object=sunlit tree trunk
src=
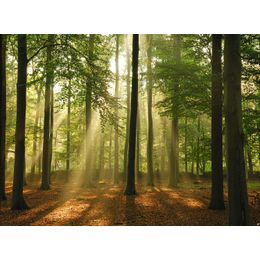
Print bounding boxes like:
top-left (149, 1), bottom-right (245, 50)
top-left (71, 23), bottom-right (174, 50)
top-left (12, 34), bottom-right (29, 210)
top-left (224, 34), bottom-right (250, 225)
top-left (84, 34), bottom-right (95, 187)
top-left (123, 36), bottom-right (131, 182)
top-left (124, 34), bottom-right (139, 195)
top-left (114, 34), bottom-right (120, 184)
top-left (146, 34), bottom-right (154, 187)
top-left (209, 34), bottom-right (225, 210)
top-left (66, 79), bottom-right (71, 181)
top-left (41, 34), bottom-right (55, 190)
top-left (0, 35), bottom-right (7, 200)
top-left (30, 86), bottom-right (41, 181)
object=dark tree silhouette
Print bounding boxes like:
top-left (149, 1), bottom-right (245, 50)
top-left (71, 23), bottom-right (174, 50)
top-left (124, 34), bottom-right (139, 195)
top-left (41, 34), bottom-right (55, 190)
top-left (209, 34), bottom-right (225, 210)
top-left (224, 34), bottom-right (250, 225)
top-left (0, 35), bottom-right (7, 200)
top-left (12, 35), bottom-right (29, 210)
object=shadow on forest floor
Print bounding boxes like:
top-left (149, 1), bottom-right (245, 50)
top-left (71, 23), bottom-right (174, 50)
top-left (0, 180), bottom-right (260, 226)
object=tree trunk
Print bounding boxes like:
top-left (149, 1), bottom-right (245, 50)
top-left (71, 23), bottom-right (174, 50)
top-left (169, 35), bottom-right (181, 188)
top-left (0, 35), bottom-right (7, 200)
top-left (30, 86), bottom-right (41, 181)
top-left (114, 35), bottom-right (120, 184)
top-left (66, 79), bottom-right (71, 181)
top-left (84, 34), bottom-right (94, 187)
top-left (12, 35), bottom-right (29, 210)
top-left (146, 34), bottom-right (154, 187)
top-left (41, 34), bottom-right (55, 190)
top-left (196, 116), bottom-right (200, 177)
top-left (209, 34), bottom-right (225, 210)
top-left (224, 34), bottom-right (250, 225)
top-left (123, 36), bottom-right (131, 182)
top-left (124, 34), bottom-right (139, 195)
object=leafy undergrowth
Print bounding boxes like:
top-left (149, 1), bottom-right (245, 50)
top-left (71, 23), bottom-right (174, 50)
top-left (0, 181), bottom-right (260, 226)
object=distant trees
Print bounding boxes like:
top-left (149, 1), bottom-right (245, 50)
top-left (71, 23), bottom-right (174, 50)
top-left (224, 34), bottom-right (250, 225)
top-left (12, 35), bottom-right (29, 210)
top-left (124, 34), bottom-right (139, 195)
top-left (209, 34), bottom-right (225, 210)
top-left (0, 35), bottom-right (7, 200)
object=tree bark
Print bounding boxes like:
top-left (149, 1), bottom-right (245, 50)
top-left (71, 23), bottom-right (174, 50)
top-left (12, 34), bottom-right (29, 210)
top-left (0, 35), bottom-right (7, 200)
top-left (123, 36), bottom-right (131, 182)
top-left (124, 34), bottom-right (139, 195)
top-left (224, 34), bottom-right (250, 225)
top-left (209, 34), bottom-right (225, 210)
top-left (146, 34), bottom-right (154, 187)
top-left (41, 34), bottom-right (55, 190)
top-left (114, 35), bottom-right (119, 184)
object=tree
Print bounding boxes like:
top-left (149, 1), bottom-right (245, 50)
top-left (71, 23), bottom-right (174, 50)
top-left (114, 34), bottom-right (119, 184)
top-left (124, 34), bottom-right (139, 195)
top-left (12, 34), bottom-right (29, 210)
top-left (146, 34), bottom-right (154, 186)
top-left (41, 34), bottom-right (55, 190)
top-left (209, 34), bottom-right (225, 210)
top-left (0, 35), bottom-right (7, 200)
top-left (224, 34), bottom-right (250, 225)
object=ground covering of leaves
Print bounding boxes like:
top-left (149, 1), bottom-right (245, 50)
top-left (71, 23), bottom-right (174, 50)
top-left (0, 180), bottom-right (260, 226)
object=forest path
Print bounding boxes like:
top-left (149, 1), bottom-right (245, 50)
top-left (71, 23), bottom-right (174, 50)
top-left (0, 181), bottom-right (260, 225)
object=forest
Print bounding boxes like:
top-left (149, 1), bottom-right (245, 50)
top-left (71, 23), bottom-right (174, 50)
top-left (0, 34), bottom-right (259, 226)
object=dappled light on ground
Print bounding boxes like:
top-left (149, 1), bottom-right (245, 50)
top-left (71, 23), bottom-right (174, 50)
top-left (1, 181), bottom-right (260, 226)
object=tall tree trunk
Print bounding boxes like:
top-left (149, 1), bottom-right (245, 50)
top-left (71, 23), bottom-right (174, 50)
top-left (123, 36), bottom-right (131, 182)
top-left (124, 34), bottom-right (139, 195)
top-left (84, 34), bottom-right (94, 187)
top-left (169, 35), bottom-right (181, 188)
top-left (30, 87), bottom-right (41, 180)
top-left (224, 34), bottom-right (250, 225)
top-left (114, 35), bottom-right (119, 184)
top-left (41, 34), bottom-right (55, 190)
top-left (209, 34), bottom-right (225, 209)
top-left (66, 79), bottom-right (71, 181)
top-left (0, 35), bottom-right (7, 200)
top-left (12, 35), bottom-right (29, 210)
top-left (146, 34), bottom-right (154, 187)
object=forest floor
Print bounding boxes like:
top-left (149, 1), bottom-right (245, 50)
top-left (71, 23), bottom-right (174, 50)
top-left (1, 178), bottom-right (260, 226)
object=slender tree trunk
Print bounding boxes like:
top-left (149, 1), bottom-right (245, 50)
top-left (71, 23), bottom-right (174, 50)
top-left (114, 35), bottom-right (120, 184)
top-left (41, 34), bottom-right (55, 190)
top-left (184, 116), bottom-right (188, 174)
top-left (12, 35), bottom-right (29, 210)
top-left (196, 116), bottom-right (200, 177)
top-left (224, 34), bottom-right (250, 225)
top-left (169, 35), bottom-right (181, 188)
top-left (146, 34), bottom-right (154, 187)
top-left (84, 34), bottom-right (94, 187)
top-left (30, 87), bottom-right (41, 180)
top-left (0, 35), bottom-right (7, 200)
top-left (66, 79), bottom-right (71, 181)
top-left (123, 36), bottom-right (131, 182)
top-left (135, 105), bottom-right (140, 177)
top-left (124, 34), bottom-right (139, 195)
top-left (209, 34), bottom-right (225, 209)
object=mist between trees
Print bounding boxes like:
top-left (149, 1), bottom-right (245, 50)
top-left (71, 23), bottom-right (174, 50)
top-left (0, 34), bottom-right (259, 225)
